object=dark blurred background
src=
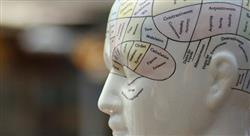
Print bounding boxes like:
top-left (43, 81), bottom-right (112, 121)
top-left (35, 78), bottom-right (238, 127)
top-left (0, 1), bottom-right (114, 136)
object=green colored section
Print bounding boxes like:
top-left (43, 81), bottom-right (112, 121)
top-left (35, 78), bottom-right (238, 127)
top-left (237, 9), bottom-right (250, 40)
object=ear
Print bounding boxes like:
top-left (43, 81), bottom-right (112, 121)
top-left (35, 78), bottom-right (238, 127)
top-left (207, 51), bottom-right (238, 111)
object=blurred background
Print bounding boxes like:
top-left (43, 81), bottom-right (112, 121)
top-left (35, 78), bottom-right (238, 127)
top-left (0, 0), bottom-right (114, 136)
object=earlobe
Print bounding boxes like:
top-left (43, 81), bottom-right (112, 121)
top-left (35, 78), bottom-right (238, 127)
top-left (207, 51), bottom-right (238, 111)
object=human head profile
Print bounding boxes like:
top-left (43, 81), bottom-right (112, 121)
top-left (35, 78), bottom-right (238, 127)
top-left (98, 0), bottom-right (250, 135)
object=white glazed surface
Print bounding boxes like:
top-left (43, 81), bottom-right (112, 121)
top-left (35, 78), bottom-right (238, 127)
top-left (98, 0), bottom-right (250, 135)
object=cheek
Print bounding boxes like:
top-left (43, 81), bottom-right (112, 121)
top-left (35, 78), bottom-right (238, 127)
top-left (123, 81), bottom-right (187, 135)
top-left (122, 79), bottom-right (157, 134)
top-left (151, 77), bottom-right (214, 134)
top-left (123, 99), bottom-right (157, 135)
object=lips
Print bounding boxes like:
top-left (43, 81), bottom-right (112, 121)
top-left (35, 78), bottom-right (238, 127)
top-left (108, 114), bottom-right (128, 135)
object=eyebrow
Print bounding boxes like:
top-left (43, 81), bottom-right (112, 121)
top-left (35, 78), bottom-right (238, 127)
top-left (128, 77), bottom-right (142, 86)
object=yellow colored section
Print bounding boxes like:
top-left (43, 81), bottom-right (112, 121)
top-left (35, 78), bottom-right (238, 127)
top-left (128, 42), bottom-right (150, 70)
top-left (112, 60), bottom-right (125, 76)
top-left (118, 0), bottom-right (137, 18)
top-left (153, 0), bottom-right (202, 16)
top-left (121, 42), bottom-right (134, 65)
top-left (124, 18), bottom-right (145, 42)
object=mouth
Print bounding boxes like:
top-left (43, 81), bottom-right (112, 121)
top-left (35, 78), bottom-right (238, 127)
top-left (108, 115), bottom-right (128, 135)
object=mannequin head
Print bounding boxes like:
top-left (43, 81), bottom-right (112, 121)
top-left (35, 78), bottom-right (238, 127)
top-left (98, 0), bottom-right (250, 135)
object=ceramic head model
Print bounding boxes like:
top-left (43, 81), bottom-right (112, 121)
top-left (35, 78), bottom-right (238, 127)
top-left (98, 0), bottom-right (250, 135)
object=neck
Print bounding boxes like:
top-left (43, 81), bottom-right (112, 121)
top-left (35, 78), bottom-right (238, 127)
top-left (203, 92), bottom-right (250, 136)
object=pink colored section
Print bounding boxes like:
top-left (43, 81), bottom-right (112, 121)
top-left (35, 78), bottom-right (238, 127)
top-left (153, 5), bottom-right (201, 41)
top-left (192, 3), bottom-right (240, 40)
top-left (135, 45), bottom-right (176, 80)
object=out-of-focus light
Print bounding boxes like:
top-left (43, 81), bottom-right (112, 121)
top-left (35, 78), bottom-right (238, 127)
top-left (20, 26), bottom-right (74, 54)
top-left (1, 0), bottom-right (113, 27)
top-left (71, 33), bottom-right (108, 82)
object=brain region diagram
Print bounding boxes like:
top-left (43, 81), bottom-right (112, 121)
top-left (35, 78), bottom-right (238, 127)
top-left (106, 0), bottom-right (250, 99)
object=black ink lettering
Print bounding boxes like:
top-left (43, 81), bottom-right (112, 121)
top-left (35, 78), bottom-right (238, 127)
top-left (119, 23), bottom-right (125, 40)
top-left (123, 43), bottom-right (128, 54)
top-left (219, 18), bottom-right (223, 29)
top-left (150, 48), bottom-right (169, 59)
top-left (134, 1), bottom-right (151, 15)
top-left (147, 57), bottom-right (158, 65)
top-left (209, 16), bottom-right (214, 32)
top-left (204, 37), bottom-right (211, 57)
top-left (186, 18), bottom-right (190, 33)
top-left (194, 43), bottom-right (205, 68)
top-left (153, 62), bottom-right (166, 70)
top-left (236, 74), bottom-right (242, 86)
top-left (146, 35), bottom-right (164, 43)
top-left (163, 10), bottom-right (193, 21)
top-left (128, 26), bottom-right (133, 34)
top-left (135, 43), bottom-right (147, 48)
top-left (180, 20), bottom-right (184, 35)
top-left (209, 6), bottom-right (236, 11)
top-left (244, 21), bottom-right (248, 33)
top-left (135, 53), bottom-right (143, 64)
top-left (228, 14), bottom-right (232, 27)
top-left (169, 21), bottom-right (180, 39)
top-left (145, 27), bottom-right (153, 31)
top-left (247, 77), bottom-right (250, 89)
top-left (193, 41), bottom-right (201, 61)
top-left (130, 50), bottom-right (137, 61)
top-left (133, 24), bottom-right (139, 35)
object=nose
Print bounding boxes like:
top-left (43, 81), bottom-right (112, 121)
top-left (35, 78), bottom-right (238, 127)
top-left (98, 73), bottom-right (123, 115)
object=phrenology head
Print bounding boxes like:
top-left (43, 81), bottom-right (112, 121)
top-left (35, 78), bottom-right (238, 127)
top-left (98, 0), bottom-right (250, 135)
